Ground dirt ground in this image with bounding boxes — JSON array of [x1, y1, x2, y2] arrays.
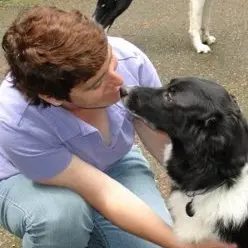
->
[[0, 0, 247, 247]]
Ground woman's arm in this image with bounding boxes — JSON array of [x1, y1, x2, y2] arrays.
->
[[134, 118, 171, 165], [38, 154, 182, 248]]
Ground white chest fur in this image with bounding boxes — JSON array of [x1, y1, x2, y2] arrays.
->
[[163, 144, 248, 243]]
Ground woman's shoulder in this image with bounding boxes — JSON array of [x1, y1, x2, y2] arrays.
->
[[108, 36, 144, 61]]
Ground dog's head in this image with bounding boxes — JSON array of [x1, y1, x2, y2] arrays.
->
[[124, 77, 248, 191]]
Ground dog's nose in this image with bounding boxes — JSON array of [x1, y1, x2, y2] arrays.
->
[[120, 86, 129, 98]]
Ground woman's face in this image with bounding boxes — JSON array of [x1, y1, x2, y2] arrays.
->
[[65, 46, 123, 110]]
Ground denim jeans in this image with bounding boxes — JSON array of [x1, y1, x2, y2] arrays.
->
[[0, 146, 172, 248]]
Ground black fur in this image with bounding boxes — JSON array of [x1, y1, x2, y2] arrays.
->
[[93, 0, 133, 30], [124, 77, 248, 247]]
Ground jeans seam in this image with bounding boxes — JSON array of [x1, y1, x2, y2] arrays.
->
[[0, 194, 32, 220], [92, 220, 110, 248], [0, 194, 34, 239]]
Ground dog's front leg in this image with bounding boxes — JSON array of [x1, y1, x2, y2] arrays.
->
[[189, 0, 211, 53], [202, 0, 216, 46]]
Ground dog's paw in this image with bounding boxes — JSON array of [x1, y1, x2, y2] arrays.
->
[[202, 35, 216, 45], [195, 43, 211, 53]]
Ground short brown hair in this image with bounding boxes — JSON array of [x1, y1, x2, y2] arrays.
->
[[2, 5, 108, 106]]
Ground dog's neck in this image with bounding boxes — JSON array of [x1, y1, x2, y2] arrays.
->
[[166, 117, 248, 194]]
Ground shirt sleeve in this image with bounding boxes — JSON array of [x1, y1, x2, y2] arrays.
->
[[1, 123, 72, 181], [136, 48, 162, 88], [123, 39, 162, 88], [110, 37, 162, 88]]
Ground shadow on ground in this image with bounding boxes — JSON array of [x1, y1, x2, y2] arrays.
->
[[0, 0, 247, 246]]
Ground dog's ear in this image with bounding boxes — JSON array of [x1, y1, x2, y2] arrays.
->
[[230, 94, 242, 115], [196, 113, 227, 155], [204, 116, 218, 129], [201, 112, 222, 129]]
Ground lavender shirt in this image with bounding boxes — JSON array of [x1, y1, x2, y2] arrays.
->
[[0, 37, 162, 181]]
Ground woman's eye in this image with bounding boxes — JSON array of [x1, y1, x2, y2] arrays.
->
[[91, 81, 102, 89], [87, 79, 103, 91]]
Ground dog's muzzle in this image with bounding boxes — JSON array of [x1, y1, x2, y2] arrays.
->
[[120, 86, 129, 98], [120, 86, 138, 98], [119, 86, 138, 107]]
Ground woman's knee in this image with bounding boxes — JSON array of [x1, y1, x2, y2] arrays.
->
[[24, 189, 94, 247], [0, 176, 94, 247]]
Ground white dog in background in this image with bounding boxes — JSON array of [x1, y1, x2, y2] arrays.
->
[[93, 0, 216, 53], [189, 0, 216, 53]]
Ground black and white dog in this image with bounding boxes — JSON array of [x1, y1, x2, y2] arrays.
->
[[93, 0, 216, 53], [123, 77, 248, 247]]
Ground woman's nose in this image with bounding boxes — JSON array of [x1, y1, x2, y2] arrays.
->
[[110, 71, 123, 86]]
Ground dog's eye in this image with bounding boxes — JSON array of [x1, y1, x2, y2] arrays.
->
[[163, 87, 176, 103], [169, 87, 176, 94], [163, 92, 174, 103]]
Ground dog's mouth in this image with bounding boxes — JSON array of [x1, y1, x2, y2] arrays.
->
[[119, 86, 129, 98]]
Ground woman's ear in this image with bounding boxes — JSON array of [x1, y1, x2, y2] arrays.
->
[[38, 94, 63, 106]]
